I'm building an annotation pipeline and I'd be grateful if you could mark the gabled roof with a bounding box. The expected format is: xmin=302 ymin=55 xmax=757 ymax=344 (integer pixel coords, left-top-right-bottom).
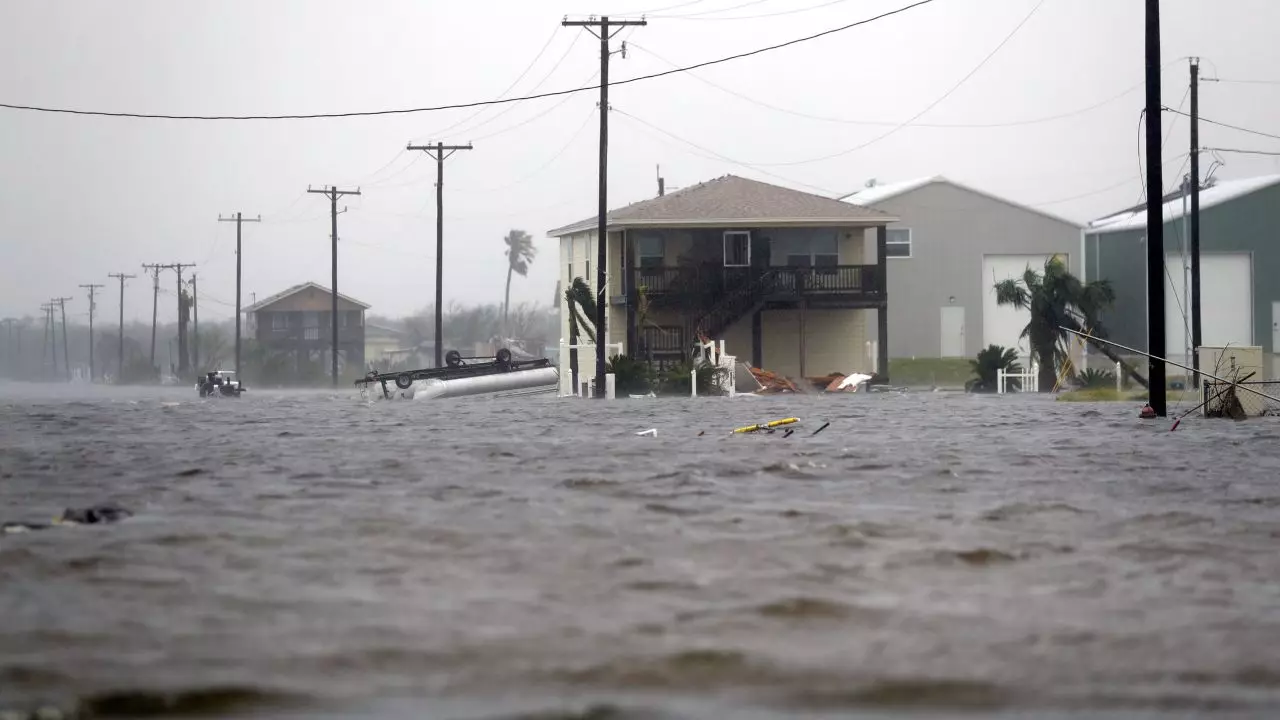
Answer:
xmin=838 ymin=175 xmax=1082 ymax=228
xmin=1086 ymin=174 xmax=1280 ymax=235
xmin=547 ymin=174 xmax=894 ymax=237
xmin=243 ymin=282 xmax=371 ymax=313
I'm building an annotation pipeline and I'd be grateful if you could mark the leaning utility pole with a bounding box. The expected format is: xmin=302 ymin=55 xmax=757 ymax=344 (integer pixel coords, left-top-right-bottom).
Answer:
xmin=406 ymin=141 xmax=473 ymax=368
xmin=191 ymin=274 xmax=199 ymax=371
xmin=1144 ymin=0 xmax=1166 ymax=416
xmin=563 ymin=14 xmax=647 ymax=397
xmin=1188 ymin=56 xmax=1202 ymax=390
xmin=219 ymin=212 xmax=261 ymax=377
xmin=108 ymin=272 xmax=135 ymax=382
xmin=307 ymin=185 xmax=361 ymax=385
xmin=142 ymin=264 xmax=163 ymax=369
xmin=79 ymin=283 xmax=104 ymax=382
xmin=53 ymin=296 xmax=72 ymax=382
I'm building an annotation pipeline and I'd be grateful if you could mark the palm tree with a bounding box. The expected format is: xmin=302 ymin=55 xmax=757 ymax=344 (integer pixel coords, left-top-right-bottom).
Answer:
xmin=503 ymin=229 xmax=536 ymax=339
xmin=564 ymin=277 xmax=597 ymax=387
xmin=994 ymin=256 xmax=1148 ymax=392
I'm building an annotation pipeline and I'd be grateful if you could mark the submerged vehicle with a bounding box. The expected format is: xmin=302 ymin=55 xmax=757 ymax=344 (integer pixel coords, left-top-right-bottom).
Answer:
xmin=197 ymin=370 xmax=245 ymax=398
xmin=357 ymin=348 xmax=558 ymax=401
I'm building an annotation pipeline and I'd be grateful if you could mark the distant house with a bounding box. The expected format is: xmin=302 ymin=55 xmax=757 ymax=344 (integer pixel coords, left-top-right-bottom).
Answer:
xmin=364 ymin=323 xmax=411 ymax=368
xmin=547 ymin=174 xmax=897 ymax=384
xmin=244 ymin=282 xmax=370 ymax=374
xmin=840 ymin=176 xmax=1083 ymax=365
xmin=1084 ymin=173 xmax=1280 ymax=377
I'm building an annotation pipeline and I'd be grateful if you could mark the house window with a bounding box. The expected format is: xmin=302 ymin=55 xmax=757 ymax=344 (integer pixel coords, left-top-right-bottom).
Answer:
xmin=635 ymin=233 xmax=664 ymax=268
xmin=723 ymin=231 xmax=750 ymax=267
xmin=567 ymin=241 xmax=574 ymax=283
xmin=271 ymin=313 xmax=287 ymax=331
xmin=886 ymin=228 xmax=912 ymax=258
xmin=585 ymin=260 xmax=591 ymax=281
xmin=812 ymin=233 xmax=839 ymax=267
xmin=303 ymin=311 xmax=319 ymax=328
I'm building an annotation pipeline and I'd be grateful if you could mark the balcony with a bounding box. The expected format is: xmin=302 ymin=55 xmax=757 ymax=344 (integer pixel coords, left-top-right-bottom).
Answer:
xmin=634 ymin=264 xmax=883 ymax=302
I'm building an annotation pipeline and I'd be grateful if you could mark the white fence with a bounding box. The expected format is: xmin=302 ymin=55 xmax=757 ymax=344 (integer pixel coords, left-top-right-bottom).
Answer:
xmin=997 ymin=363 xmax=1039 ymax=393
xmin=558 ymin=340 xmax=622 ymax=399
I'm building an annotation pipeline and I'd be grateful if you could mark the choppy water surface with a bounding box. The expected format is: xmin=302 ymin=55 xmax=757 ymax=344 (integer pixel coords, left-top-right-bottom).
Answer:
xmin=1 ymin=381 xmax=1279 ymax=719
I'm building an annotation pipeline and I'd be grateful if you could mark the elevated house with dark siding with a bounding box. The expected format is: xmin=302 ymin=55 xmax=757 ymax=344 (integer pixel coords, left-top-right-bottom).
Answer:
xmin=547 ymin=175 xmax=897 ymax=385
xmin=244 ymin=282 xmax=369 ymax=375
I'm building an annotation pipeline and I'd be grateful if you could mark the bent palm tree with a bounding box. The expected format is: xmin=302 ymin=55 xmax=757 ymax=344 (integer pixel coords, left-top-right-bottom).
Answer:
xmin=564 ymin=277 xmax=597 ymax=386
xmin=994 ymin=256 xmax=1148 ymax=391
xmin=503 ymin=230 xmax=536 ymax=339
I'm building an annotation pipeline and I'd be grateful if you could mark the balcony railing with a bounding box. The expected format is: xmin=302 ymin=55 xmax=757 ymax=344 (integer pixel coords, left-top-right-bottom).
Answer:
xmin=636 ymin=264 xmax=883 ymax=299
xmin=638 ymin=325 xmax=685 ymax=355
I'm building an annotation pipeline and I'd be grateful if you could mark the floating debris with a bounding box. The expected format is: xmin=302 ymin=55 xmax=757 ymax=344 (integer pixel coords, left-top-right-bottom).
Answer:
xmin=3 ymin=504 xmax=132 ymax=534
xmin=636 ymin=428 xmax=658 ymax=437
xmin=733 ymin=417 xmax=799 ymax=434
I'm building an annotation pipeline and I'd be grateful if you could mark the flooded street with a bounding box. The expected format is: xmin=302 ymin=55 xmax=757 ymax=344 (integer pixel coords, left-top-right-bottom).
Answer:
xmin=2 ymin=381 xmax=1279 ymax=718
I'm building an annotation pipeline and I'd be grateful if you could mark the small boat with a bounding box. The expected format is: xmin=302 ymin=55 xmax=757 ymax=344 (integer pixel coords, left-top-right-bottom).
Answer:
xmin=197 ymin=370 xmax=245 ymax=398
xmin=357 ymin=348 xmax=558 ymax=401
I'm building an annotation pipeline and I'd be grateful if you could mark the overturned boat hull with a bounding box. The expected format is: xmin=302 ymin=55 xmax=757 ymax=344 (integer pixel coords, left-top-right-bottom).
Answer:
xmin=405 ymin=366 xmax=559 ymax=400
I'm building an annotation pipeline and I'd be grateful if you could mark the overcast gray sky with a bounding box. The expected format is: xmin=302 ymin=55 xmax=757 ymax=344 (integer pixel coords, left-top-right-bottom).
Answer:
xmin=2 ymin=0 xmax=1278 ymax=326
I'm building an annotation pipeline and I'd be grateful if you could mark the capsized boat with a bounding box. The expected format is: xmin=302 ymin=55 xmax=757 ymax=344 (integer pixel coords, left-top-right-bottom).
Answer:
xmin=357 ymin=348 xmax=558 ymax=401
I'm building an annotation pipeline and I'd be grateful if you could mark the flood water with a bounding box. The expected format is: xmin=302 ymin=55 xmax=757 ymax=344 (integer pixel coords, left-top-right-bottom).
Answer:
xmin=2 ymin=381 xmax=1279 ymax=719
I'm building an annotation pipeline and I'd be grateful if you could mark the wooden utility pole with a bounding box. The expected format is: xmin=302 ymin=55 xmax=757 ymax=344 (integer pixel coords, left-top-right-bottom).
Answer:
xmin=79 ymin=283 xmax=104 ymax=382
xmin=40 ymin=303 xmax=54 ymax=379
xmin=406 ymin=141 xmax=472 ymax=368
xmin=219 ymin=212 xmax=260 ymax=377
xmin=191 ymin=274 xmax=200 ymax=371
xmin=169 ymin=263 xmax=195 ymax=375
xmin=52 ymin=296 xmax=72 ymax=382
xmin=307 ymin=185 xmax=361 ymax=385
xmin=1188 ymin=56 xmax=1202 ymax=390
xmin=108 ymin=272 xmax=135 ymax=382
xmin=1 ymin=318 xmax=14 ymax=378
xmin=142 ymin=264 xmax=163 ymax=369
xmin=563 ymin=14 xmax=647 ymax=397
xmin=1144 ymin=0 xmax=1166 ymax=416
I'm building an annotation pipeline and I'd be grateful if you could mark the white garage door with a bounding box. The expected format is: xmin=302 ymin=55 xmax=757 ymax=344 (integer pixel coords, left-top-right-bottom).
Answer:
xmin=1164 ymin=251 xmax=1252 ymax=365
xmin=982 ymin=253 xmax=1063 ymax=361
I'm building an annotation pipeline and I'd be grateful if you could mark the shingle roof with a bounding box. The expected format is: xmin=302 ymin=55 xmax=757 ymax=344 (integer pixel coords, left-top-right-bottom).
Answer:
xmin=243 ymin=281 xmax=371 ymax=313
xmin=1087 ymin=174 xmax=1280 ymax=234
xmin=547 ymin=174 xmax=894 ymax=237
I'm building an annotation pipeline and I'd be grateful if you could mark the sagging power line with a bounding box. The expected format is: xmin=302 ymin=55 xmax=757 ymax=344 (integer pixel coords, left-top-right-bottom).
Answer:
xmin=0 ymin=0 xmax=939 ymax=120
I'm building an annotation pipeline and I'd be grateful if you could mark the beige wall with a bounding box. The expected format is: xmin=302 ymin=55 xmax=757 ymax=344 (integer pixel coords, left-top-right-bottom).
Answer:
xmin=762 ymin=308 xmax=871 ymax=378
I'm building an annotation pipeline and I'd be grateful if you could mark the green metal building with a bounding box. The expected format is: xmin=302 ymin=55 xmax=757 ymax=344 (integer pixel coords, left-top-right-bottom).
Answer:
xmin=1083 ymin=174 xmax=1280 ymax=378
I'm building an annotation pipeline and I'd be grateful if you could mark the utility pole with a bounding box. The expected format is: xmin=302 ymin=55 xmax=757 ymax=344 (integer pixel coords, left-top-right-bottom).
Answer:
xmin=191 ymin=274 xmax=199 ymax=371
xmin=142 ymin=264 xmax=163 ymax=370
xmin=406 ymin=141 xmax=473 ymax=369
xmin=219 ymin=212 xmax=260 ymax=377
xmin=1 ymin=318 xmax=14 ymax=378
xmin=53 ymin=297 xmax=72 ymax=382
xmin=108 ymin=273 xmax=135 ymax=383
xmin=41 ymin=303 xmax=53 ymax=379
xmin=307 ymin=185 xmax=361 ymax=385
xmin=79 ymin=283 xmax=103 ymax=382
xmin=169 ymin=263 xmax=195 ymax=375
xmin=1144 ymin=0 xmax=1166 ymax=416
xmin=1189 ymin=56 xmax=1202 ymax=390
xmin=563 ymin=14 xmax=647 ymax=397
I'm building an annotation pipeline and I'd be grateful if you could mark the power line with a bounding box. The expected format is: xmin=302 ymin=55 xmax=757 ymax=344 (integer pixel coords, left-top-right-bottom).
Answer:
xmin=703 ymin=0 xmax=1049 ymax=167
xmin=613 ymin=106 xmax=837 ymax=194
xmin=1204 ymin=147 xmax=1280 ymax=156
xmin=652 ymin=0 xmax=859 ymax=21
xmin=0 ymin=0 xmax=941 ymax=121
xmin=1204 ymin=77 xmax=1280 ymax=86
xmin=630 ymin=40 xmax=1178 ymax=129
xmin=1162 ymin=107 xmax=1280 ymax=141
